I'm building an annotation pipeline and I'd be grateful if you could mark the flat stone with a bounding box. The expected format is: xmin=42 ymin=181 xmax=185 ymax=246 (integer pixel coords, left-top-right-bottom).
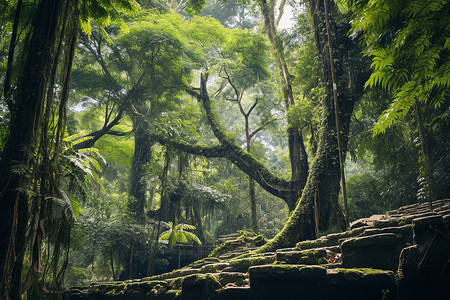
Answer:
xmin=412 ymin=215 xmax=443 ymax=228
xmin=350 ymin=215 xmax=385 ymax=229
xmin=275 ymin=247 xmax=298 ymax=253
xmin=296 ymin=237 xmax=331 ymax=250
xmin=341 ymin=233 xmax=404 ymax=270
xmin=361 ymin=224 xmax=414 ymax=245
xmin=249 ymin=264 xmax=327 ymax=279
xmin=327 ymin=268 xmax=395 ymax=287
xmin=229 ymin=255 xmax=276 ymax=272
xmin=200 ymin=262 xmax=230 ymax=273
xmin=217 ymin=272 xmax=248 ymax=287
xmin=248 ymin=265 xmax=395 ymax=300
xmin=276 ymin=248 xmax=327 ymax=265
xmin=412 ymin=215 xmax=444 ymax=244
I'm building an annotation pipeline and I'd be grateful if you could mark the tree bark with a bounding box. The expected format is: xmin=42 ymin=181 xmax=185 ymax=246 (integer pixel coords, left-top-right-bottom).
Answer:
xmin=259 ymin=0 xmax=309 ymax=208
xmin=252 ymin=0 xmax=370 ymax=250
xmin=414 ymin=101 xmax=436 ymax=208
xmin=324 ymin=0 xmax=349 ymax=227
xmin=129 ymin=118 xmax=153 ymax=219
xmin=0 ymin=1 xmax=64 ymax=299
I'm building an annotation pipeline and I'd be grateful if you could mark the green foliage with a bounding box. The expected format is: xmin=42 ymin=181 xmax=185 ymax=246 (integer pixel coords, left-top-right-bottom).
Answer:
xmin=347 ymin=0 xmax=450 ymax=133
xmin=186 ymin=0 xmax=208 ymax=16
xmin=345 ymin=173 xmax=386 ymax=221
xmin=199 ymin=0 xmax=258 ymax=30
xmin=79 ymin=0 xmax=140 ymax=41
xmin=159 ymin=222 xmax=202 ymax=250
xmin=221 ymin=29 xmax=271 ymax=88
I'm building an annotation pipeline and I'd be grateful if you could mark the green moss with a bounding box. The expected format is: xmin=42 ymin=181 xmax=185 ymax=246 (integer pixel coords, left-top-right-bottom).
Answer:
xmin=210 ymin=232 xmax=266 ymax=258
xmin=296 ymin=238 xmax=330 ymax=250
xmin=301 ymin=249 xmax=320 ymax=256
xmin=335 ymin=268 xmax=394 ymax=276
xmin=276 ymin=249 xmax=327 ymax=265
xmin=200 ymin=262 xmax=229 ymax=273
xmin=230 ymin=255 xmax=276 ymax=271
xmin=233 ymin=251 xmax=255 ymax=259
xmin=317 ymin=257 xmax=327 ymax=264
xmin=330 ymin=267 xmax=396 ymax=282
xmin=150 ymin=282 xmax=172 ymax=297
xmin=237 ymin=230 xmax=259 ymax=238
xmin=249 ymin=264 xmax=327 ymax=278
xmin=179 ymin=273 xmax=220 ymax=298
xmin=209 ymin=239 xmax=244 ymax=257
xmin=187 ymin=257 xmax=221 ymax=268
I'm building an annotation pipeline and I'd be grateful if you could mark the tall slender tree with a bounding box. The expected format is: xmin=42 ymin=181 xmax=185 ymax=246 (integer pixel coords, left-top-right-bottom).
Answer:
xmin=0 ymin=1 xmax=138 ymax=298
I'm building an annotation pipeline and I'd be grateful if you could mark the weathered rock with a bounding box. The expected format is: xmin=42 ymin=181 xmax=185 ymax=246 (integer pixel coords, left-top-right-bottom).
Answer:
xmin=350 ymin=214 xmax=385 ymax=229
xmin=199 ymin=263 xmax=229 ymax=273
xmin=341 ymin=233 xmax=404 ymax=270
xmin=361 ymin=224 xmax=414 ymax=245
xmin=276 ymin=248 xmax=327 ymax=265
xmin=398 ymin=215 xmax=450 ymax=280
xmin=296 ymin=237 xmax=330 ymax=250
xmin=63 ymin=199 xmax=450 ymax=300
xmin=296 ymin=227 xmax=368 ymax=250
xmin=249 ymin=265 xmax=395 ymax=300
xmin=210 ymin=232 xmax=266 ymax=259
xmin=229 ymin=255 xmax=276 ymax=272
xmin=217 ymin=272 xmax=248 ymax=287
xmin=185 ymin=257 xmax=221 ymax=269
xmin=412 ymin=215 xmax=443 ymax=243
xmin=179 ymin=273 xmax=220 ymax=300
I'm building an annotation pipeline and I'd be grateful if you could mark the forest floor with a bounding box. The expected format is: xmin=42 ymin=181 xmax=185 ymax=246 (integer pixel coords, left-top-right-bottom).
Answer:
xmin=65 ymin=199 xmax=450 ymax=300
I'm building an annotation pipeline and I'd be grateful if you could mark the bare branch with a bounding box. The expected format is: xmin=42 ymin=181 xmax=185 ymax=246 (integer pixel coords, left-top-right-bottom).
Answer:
xmin=249 ymin=116 xmax=278 ymax=141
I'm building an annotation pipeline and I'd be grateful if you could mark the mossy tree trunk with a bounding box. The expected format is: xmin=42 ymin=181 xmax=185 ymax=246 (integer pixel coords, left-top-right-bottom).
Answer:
xmin=129 ymin=118 xmax=153 ymax=220
xmin=255 ymin=0 xmax=370 ymax=250
xmin=0 ymin=0 xmax=66 ymax=299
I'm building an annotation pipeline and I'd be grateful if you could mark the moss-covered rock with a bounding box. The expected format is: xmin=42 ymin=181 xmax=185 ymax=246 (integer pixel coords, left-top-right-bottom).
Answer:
xmin=185 ymin=257 xmax=221 ymax=269
xmin=296 ymin=237 xmax=330 ymax=250
xmin=199 ymin=262 xmax=229 ymax=273
xmin=217 ymin=272 xmax=248 ymax=287
xmin=341 ymin=233 xmax=404 ymax=271
xmin=179 ymin=273 xmax=220 ymax=299
xmin=276 ymin=248 xmax=327 ymax=265
xmin=209 ymin=231 xmax=266 ymax=258
xmin=249 ymin=264 xmax=327 ymax=279
xmin=229 ymin=255 xmax=276 ymax=272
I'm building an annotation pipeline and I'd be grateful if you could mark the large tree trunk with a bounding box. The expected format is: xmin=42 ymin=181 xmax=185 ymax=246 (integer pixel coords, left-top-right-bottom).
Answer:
xmin=255 ymin=0 xmax=370 ymax=250
xmin=0 ymin=1 xmax=64 ymax=299
xmin=129 ymin=119 xmax=153 ymax=219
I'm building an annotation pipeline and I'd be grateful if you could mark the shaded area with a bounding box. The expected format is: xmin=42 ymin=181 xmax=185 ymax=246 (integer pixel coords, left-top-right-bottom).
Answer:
xmin=64 ymin=199 xmax=450 ymax=300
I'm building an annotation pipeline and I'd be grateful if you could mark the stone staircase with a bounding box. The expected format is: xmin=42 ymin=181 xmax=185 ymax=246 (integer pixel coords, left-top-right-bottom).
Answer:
xmin=65 ymin=199 xmax=450 ymax=300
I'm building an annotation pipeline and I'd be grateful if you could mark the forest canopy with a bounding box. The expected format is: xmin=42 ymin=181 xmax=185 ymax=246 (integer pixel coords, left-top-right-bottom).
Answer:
xmin=0 ymin=0 xmax=448 ymax=299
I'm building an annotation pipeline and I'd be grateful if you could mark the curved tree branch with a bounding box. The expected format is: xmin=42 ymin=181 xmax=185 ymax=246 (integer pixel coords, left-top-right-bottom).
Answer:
xmin=249 ymin=116 xmax=277 ymax=141
xmin=195 ymin=74 xmax=293 ymax=200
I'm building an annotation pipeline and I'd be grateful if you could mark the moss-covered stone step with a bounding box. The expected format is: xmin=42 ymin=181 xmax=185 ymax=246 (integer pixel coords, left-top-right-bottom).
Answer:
xmin=217 ymin=247 xmax=258 ymax=259
xmin=199 ymin=262 xmax=229 ymax=273
xmin=217 ymin=272 xmax=248 ymax=287
xmin=227 ymin=255 xmax=276 ymax=272
xmin=248 ymin=265 xmax=395 ymax=300
xmin=276 ymin=248 xmax=328 ymax=265
xmin=210 ymin=232 xmax=266 ymax=258
xmin=295 ymin=226 xmax=367 ymax=250
xmin=386 ymin=199 xmax=449 ymax=217
xmin=184 ymin=257 xmax=221 ymax=269
xmin=341 ymin=233 xmax=404 ymax=271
